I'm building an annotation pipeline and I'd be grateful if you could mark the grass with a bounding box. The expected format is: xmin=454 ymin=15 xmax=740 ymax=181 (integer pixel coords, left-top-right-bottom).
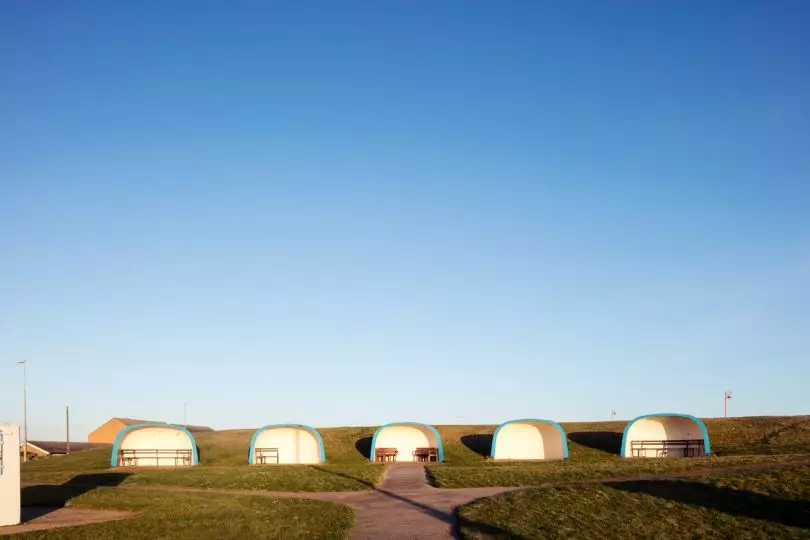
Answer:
xmin=458 ymin=464 xmax=810 ymax=539
xmin=15 ymin=485 xmax=353 ymax=539
xmin=22 ymin=460 xmax=384 ymax=492
xmin=21 ymin=415 xmax=810 ymax=492
xmin=16 ymin=416 xmax=810 ymax=538
xmin=426 ymin=454 xmax=810 ymax=489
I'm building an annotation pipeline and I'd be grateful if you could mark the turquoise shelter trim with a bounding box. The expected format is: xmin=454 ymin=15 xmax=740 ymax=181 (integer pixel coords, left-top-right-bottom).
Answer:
xmin=369 ymin=422 xmax=444 ymax=462
xmin=490 ymin=418 xmax=569 ymax=459
xmin=248 ymin=424 xmax=326 ymax=464
xmin=620 ymin=413 xmax=711 ymax=457
xmin=110 ymin=423 xmax=200 ymax=467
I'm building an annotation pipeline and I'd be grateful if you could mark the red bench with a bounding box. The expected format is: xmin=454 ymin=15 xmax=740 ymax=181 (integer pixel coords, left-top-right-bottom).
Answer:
xmin=413 ymin=447 xmax=439 ymax=462
xmin=375 ymin=447 xmax=398 ymax=462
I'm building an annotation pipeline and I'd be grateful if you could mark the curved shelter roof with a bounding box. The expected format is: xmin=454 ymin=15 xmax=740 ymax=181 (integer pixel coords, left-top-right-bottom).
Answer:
xmin=110 ymin=423 xmax=199 ymax=467
xmin=490 ymin=418 xmax=569 ymax=460
xmin=369 ymin=422 xmax=444 ymax=462
xmin=248 ymin=424 xmax=326 ymax=464
xmin=621 ymin=413 xmax=711 ymax=458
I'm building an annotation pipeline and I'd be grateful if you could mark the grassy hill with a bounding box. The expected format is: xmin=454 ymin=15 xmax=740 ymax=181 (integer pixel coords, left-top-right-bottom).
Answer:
xmin=21 ymin=416 xmax=810 ymax=491
xmin=148 ymin=415 xmax=810 ymax=465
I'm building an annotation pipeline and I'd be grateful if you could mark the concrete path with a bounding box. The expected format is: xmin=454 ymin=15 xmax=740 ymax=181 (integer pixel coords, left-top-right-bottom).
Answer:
xmin=0 ymin=507 xmax=134 ymax=536
xmin=340 ymin=465 xmax=518 ymax=539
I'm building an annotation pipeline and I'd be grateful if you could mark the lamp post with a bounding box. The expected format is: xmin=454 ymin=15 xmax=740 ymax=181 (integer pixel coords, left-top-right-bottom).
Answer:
xmin=17 ymin=360 xmax=28 ymax=462
xmin=724 ymin=390 xmax=733 ymax=418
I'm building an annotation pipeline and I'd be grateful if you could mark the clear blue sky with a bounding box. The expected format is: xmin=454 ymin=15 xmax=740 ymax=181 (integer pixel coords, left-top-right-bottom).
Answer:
xmin=2 ymin=1 xmax=809 ymax=440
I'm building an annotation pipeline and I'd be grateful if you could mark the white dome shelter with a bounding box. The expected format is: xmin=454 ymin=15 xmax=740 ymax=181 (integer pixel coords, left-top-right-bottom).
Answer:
xmin=248 ymin=424 xmax=325 ymax=465
xmin=490 ymin=419 xmax=569 ymax=460
xmin=111 ymin=423 xmax=199 ymax=467
xmin=0 ymin=423 xmax=21 ymax=527
xmin=621 ymin=413 xmax=710 ymax=458
xmin=370 ymin=422 xmax=444 ymax=463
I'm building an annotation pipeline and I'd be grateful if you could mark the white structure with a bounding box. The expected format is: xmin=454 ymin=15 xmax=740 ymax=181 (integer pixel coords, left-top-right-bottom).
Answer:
xmin=369 ymin=422 xmax=444 ymax=462
xmin=248 ymin=424 xmax=325 ymax=465
xmin=621 ymin=413 xmax=711 ymax=458
xmin=490 ymin=419 xmax=569 ymax=460
xmin=0 ymin=423 xmax=21 ymax=527
xmin=111 ymin=423 xmax=199 ymax=467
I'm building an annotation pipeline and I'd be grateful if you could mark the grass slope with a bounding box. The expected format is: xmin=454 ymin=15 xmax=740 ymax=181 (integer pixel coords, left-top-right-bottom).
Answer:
xmin=458 ymin=464 xmax=810 ymax=539
xmin=16 ymin=486 xmax=353 ymax=539
xmin=21 ymin=416 xmax=810 ymax=492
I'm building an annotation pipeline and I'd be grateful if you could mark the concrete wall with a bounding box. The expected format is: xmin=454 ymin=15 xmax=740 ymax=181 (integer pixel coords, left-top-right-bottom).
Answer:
xmin=253 ymin=427 xmax=322 ymax=464
xmin=117 ymin=426 xmax=195 ymax=467
xmin=624 ymin=415 xmax=707 ymax=458
xmin=0 ymin=423 xmax=21 ymax=527
xmin=374 ymin=425 xmax=439 ymax=463
xmin=492 ymin=421 xmax=565 ymax=460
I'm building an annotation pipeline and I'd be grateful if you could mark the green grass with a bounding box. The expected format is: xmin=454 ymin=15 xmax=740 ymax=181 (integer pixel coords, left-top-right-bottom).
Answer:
xmin=123 ymin=464 xmax=383 ymax=491
xmin=21 ymin=416 xmax=810 ymax=492
xmin=15 ymin=485 xmax=353 ymax=539
xmin=22 ymin=460 xmax=384 ymax=492
xmin=458 ymin=465 xmax=810 ymax=539
xmin=427 ymin=454 xmax=810 ymax=489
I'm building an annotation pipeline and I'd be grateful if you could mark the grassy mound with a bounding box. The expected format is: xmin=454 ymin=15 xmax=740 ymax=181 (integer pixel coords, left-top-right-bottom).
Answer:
xmin=458 ymin=465 xmax=810 ymax=539
xmin=21 ymin=416 xmax=810 ymax=492
xmin=20 ymin=486 xmax=353 ymax=539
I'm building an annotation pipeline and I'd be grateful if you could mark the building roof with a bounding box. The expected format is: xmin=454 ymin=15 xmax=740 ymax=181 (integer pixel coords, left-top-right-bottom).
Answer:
xmin=26 ymin=441 xmax=109 ymax=455
xmin=116 ymin=418 xmax=159 ymax=426
xmin=111 ymin=418 xmax=213 ymax=432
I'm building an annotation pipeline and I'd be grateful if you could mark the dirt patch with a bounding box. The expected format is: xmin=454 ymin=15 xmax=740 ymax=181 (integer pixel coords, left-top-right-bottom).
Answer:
xmin=0 ymin=507 xmax=134 ymax=536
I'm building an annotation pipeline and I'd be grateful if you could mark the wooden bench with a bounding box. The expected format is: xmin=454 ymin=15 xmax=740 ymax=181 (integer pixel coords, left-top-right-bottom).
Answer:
xmin=413 ymin=447 xmax=439 ymax=462
xmin=254 ymin=447 xmax=280 ymax=464
xmin=118 ymin=448 xmax=193 ymax=467
xmin=375 ymin=447 xmax=398 ymax=463
xmin=631 ymin=439 xmax=705 ymax=458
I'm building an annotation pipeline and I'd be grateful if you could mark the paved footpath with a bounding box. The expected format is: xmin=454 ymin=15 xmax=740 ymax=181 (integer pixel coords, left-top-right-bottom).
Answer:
xmin=336 ymin=465 xmax=518 ymax=539
xmin=0 ymin=508 xmax=133 ymax=537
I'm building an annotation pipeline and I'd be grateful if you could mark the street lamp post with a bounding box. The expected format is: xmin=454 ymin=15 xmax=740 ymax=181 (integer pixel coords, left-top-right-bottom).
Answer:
xmin=724 ymin=390 xmax=733 ymax=418
xmin=17 ymin=360 xmax=28 ymax=462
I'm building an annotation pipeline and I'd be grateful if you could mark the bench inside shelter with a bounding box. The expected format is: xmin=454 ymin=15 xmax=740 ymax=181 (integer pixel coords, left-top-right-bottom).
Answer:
xmin=375 ymin=447 xmax=398 ymax=462
xmin=631 ymin=439 xmax=705 ymax=458
xmin=254 ymin=447 xmax=280 ymax=464
xmin=412 ymin=447 xmax=439 ymax=462
xmin=118 ymin=448 xmax=193 ymax=467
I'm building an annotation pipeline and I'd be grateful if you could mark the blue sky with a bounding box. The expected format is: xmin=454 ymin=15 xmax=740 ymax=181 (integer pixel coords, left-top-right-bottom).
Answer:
xmin=2 ymin=1 xmax=809 ymax=440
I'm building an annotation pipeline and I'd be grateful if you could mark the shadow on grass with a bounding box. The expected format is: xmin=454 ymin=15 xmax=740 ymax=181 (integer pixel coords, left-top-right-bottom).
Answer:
xmin=310 ymin=466 xmax=376 ymax=489
xmin=568 ymin=431 xmax=623 ymax=455
xmin=355 ymin=436 xmax=373 ymax=460
xmin=455 ymin=509 xmax=531 ymax=539
xmin=608 ymin=480 xmax=810 ymax=529
xmin=461 ymin=434 xmax=493 ymax=458
xmin=22 ymin=473 xmax=130 ymax=509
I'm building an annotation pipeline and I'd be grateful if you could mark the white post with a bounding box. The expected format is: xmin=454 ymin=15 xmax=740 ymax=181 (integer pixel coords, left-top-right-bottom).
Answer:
xmin=17 ymin=361 xmax=28 ymax=463
xmin=0 ymin=422 xmax=22 ymax=526
xmin=66 ymin=406 xmax=71 ymax=455
xmin=724 ymin=390 xmax=733 ymax=418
